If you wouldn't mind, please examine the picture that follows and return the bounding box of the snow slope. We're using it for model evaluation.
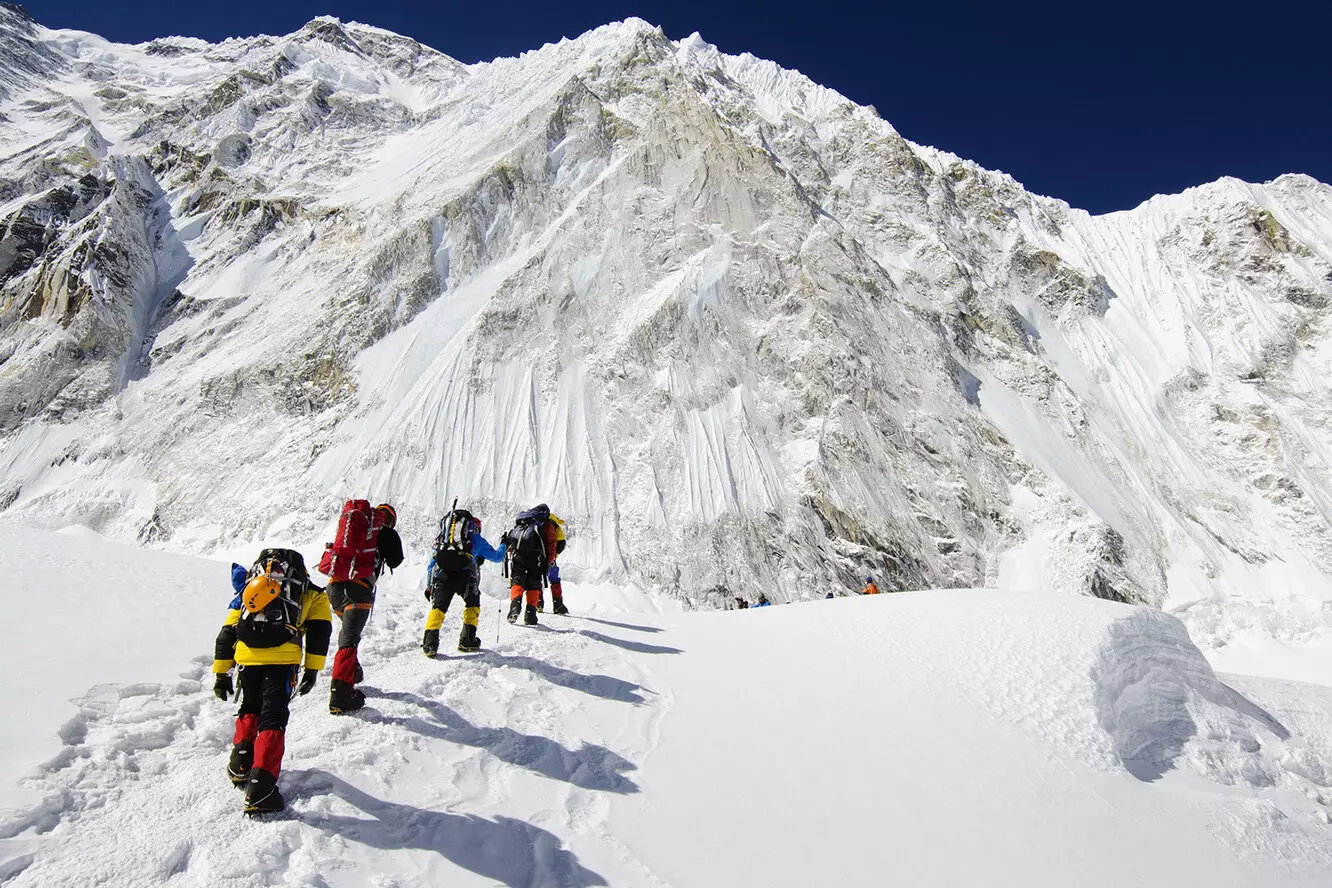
[0,525,224,810]
[2,530,1330,886]
[1,5,1330,643]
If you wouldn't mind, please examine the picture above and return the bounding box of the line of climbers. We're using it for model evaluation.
[209,499,567,817]
[731,576,884,609]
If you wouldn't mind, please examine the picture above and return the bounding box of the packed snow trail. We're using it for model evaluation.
[0,535,675,887]
[2,530,1332,885]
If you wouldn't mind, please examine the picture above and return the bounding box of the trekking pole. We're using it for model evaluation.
[497,607,502,646]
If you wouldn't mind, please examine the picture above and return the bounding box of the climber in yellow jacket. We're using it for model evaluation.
[212,548,331,816]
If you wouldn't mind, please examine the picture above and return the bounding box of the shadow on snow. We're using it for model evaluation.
[473,650,649,704]
[575,617,665,634]
[366,690,640,794]
[290,769,607,887]
[576,629,682,656]
[527,625,683,656]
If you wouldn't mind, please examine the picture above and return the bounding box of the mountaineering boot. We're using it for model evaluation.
[227,740,253,788]
[524,604,539,626]
[507,598,522,624]
[354,663,364,684]
[457,623,481,652]
[537,593,545,613]
[422,629,440,659]
[243,768,284,816]
[551,596,569,616]
[329,679,365,715]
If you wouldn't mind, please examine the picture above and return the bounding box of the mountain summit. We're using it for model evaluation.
[1,13,1330,630]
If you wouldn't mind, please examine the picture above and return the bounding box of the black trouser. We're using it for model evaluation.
[238,664,296,730]
[234,664,296,777]
[328,580,374,684]
[430,567,480,612]
[425,568,481,635]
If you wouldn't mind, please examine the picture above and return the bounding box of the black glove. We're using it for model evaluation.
[423,588,432,602]
[213,673,233,701]
[297,668,318,696]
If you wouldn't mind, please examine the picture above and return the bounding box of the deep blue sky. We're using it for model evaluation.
[24,1,1330,214]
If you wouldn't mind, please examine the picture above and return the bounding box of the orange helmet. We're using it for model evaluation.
[242,573,282,613]
[376,503,397,529]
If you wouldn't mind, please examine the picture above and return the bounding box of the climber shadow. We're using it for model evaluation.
[367,690,639,794]
[290,769,607,888]
[577,617,664,634]
[476,651,648,704]
[575,628,682,656]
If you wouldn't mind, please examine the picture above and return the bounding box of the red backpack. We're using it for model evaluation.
[317,499,385,582]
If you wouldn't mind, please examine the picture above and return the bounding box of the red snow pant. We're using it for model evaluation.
[232,664,296,778]
[328,580,374,685]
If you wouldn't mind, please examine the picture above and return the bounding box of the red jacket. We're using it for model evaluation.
[543,514,567,562]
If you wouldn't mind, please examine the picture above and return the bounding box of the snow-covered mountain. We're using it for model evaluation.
[2,4,1331,633]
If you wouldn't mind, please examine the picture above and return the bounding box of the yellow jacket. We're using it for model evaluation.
[212,586,332,673]
[551,514,566,557]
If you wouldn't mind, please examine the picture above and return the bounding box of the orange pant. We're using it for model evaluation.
[510,584,541,606]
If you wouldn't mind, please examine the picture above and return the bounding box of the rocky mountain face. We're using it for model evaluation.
[1,4,1330,624]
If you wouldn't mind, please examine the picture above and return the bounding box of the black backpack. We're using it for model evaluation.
[504,506,549,577]
[236,548,309,649]
[433,508,478,572]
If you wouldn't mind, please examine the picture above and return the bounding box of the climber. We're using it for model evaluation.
[538,510,568,614]
[318,501,404,714]
[502,503,564,625]
[212,549,331,816]
[861,576,881,595]
[422,504,505,656]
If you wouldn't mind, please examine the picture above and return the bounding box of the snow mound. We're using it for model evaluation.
[1092,608,1290,782]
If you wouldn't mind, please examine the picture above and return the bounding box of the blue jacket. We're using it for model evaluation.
[753,600,771,607]
[472,533,505,564]
[228,563,248,609]
[425,532,506,584]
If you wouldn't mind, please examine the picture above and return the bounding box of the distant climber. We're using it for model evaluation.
[422,504,505,656]
[753,594,771,608]
[825,592,835,599]
[317,500,404,714]
[502,503,564,625]
[861,576,881,595]
[534,510,567,614]
[734,597,750,610]
[212,549,330,816]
